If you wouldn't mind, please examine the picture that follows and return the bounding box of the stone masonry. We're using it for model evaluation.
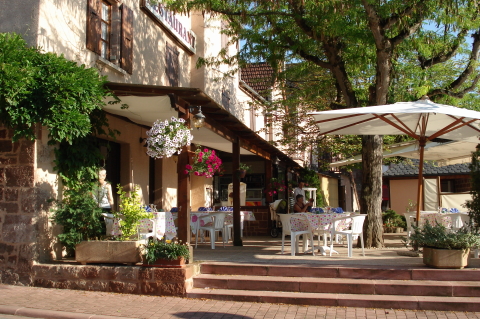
[0,124,37,285]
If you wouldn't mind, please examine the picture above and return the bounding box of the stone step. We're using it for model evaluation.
[199,262,480,281]
[187,288,480,311]
[193,274,480,297]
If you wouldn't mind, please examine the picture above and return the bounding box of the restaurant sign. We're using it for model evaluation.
[141,0,197,54]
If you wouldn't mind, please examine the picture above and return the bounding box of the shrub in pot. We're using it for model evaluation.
[143,238,190,268]
[410,222,480,269]
[382,209,406,233]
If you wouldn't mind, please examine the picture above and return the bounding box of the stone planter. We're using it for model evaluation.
[423,247,470,269]
[75,240,142,265]
[142,257,186,268]
[394,227,404,233]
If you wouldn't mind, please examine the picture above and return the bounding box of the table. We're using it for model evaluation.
[420,212,468,229]
[295,212,352,255]
[109,211,177,240]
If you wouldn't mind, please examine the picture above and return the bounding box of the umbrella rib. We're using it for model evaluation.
[316,116,378,135]
[373,114,419,139]
[429,117,479,140]
[446,115,480,133]
[314,113,364,124]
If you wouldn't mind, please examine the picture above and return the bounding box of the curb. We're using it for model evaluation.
[0,305,138,319]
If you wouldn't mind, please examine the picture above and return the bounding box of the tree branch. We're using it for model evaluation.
[418,29,469,69]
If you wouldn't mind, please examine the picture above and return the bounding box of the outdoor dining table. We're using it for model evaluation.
[419,211,468,228]
[295,212,352,255]
[109,211,177,240]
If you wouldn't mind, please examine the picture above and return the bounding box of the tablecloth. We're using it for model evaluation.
[295,213,351,231]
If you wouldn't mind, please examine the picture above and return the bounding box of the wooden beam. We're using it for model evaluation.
[232,137,242,246]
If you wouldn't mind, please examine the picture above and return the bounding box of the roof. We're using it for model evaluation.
[383,159,471,177]
[240,62,274,99]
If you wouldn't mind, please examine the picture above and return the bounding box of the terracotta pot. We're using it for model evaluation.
[237,169,247,178]
[423,247,470,269]
[143,257,186,268]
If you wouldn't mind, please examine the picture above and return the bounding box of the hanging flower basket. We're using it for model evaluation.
[184,146,222,178]
[145,117,193,159]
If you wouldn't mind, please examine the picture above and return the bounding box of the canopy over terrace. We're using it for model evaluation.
[309,97,480,223]
[104,82,301,245]
[330,140,477,168]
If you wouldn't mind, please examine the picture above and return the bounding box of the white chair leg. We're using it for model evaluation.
[195,229,199,248]
[281,233,285,254]
[210,231,215,249]
[291,235,296,256]
[309,233,315,256]
[347,234,352,257]
[360,233,365,257]
[329,232,334,256]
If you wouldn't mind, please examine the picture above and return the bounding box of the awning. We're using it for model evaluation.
[330,140,477,168]
[104,83,301,169]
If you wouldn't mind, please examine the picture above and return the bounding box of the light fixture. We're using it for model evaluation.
[189,105,206,129]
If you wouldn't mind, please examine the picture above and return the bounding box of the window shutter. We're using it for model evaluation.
[86,0,101,55]
[120,4,133,74]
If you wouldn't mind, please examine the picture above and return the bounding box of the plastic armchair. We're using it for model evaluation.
[224,213,244,243]
[101,213,116,236]
[290,215,315,256]
[137,217,157,244]
[195,212,228,249]
[330,215,366,257]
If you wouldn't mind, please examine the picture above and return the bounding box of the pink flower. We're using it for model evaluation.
[194,171,200,176]
[186,164,192,170]
[184,170,189,175]
[204,148,208,152]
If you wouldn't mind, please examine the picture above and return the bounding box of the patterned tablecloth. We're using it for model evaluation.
[420,212,467,228]
[295,213,351,231]
[109,211,177,240]
[190,211,256,235]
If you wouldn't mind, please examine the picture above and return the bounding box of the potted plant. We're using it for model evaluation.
[75,184,154,265]
[237,163,252,178]
[265,177,287,197]
[185,145,222,178]
[382,209,406,233]
[409,222,480,269]
[145,116,193,159]
[142,238,190,268]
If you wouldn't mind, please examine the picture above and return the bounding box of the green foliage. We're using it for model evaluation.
[0,32,119,189]
[116,184,153,240]
[51,186,105,256]
[382,209,406,228]
[410,221,480,250]
[239,162,252,172]
[143,238,190,263]
[465,145,480,231]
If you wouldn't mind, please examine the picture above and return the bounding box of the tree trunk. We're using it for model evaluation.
[360,135,384,248]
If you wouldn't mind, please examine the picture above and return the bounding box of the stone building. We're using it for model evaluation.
[0,0,301,286]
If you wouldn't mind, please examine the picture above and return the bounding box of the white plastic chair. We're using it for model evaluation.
[137,218,157,244]
[195,212,227,249]
[330,215,366,257]
[101,213,115,236]
[279,214,314,256]
[290,215,315,256]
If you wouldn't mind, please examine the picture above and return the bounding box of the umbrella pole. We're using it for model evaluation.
[416,139,426,227]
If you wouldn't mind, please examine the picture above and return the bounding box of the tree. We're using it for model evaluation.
[164,0,480,247]
[0,32,118,188]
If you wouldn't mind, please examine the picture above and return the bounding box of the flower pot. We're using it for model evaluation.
[423,247,470,269]
[394,227,404,233]
[237,169,247,178]
[142,257,186,268]
[75,240,142,265]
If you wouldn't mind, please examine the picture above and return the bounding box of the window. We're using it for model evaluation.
[222,89,230,109]
[86,0,133,74]
[100,2,111,60]
[165,42,179,87]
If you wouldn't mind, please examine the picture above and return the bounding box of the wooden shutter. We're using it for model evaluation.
[120,4,133,74]
[86,0,102,55]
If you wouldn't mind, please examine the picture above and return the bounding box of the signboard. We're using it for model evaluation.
[141,0,197,54]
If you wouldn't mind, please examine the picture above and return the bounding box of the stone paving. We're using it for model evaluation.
[1,284,480,319]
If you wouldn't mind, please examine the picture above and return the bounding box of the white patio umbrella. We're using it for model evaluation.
[308,97,480,223]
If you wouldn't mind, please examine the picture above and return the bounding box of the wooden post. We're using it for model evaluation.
[177,111,191,244]
[232,137,243,246]
[415,138,426,227]
[265,159,273,203]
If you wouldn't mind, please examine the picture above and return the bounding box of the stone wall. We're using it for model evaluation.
[242,206,269,236]
[33,264,199,296]
[0,125,37,285]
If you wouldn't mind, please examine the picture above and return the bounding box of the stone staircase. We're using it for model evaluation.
[187,262,480,311]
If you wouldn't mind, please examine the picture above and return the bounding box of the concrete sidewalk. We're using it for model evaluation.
[1,284,479,319]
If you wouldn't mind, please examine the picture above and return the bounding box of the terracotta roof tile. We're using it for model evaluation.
[240,62,274,99]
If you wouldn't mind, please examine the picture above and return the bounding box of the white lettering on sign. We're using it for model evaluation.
[143,1,196,54]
